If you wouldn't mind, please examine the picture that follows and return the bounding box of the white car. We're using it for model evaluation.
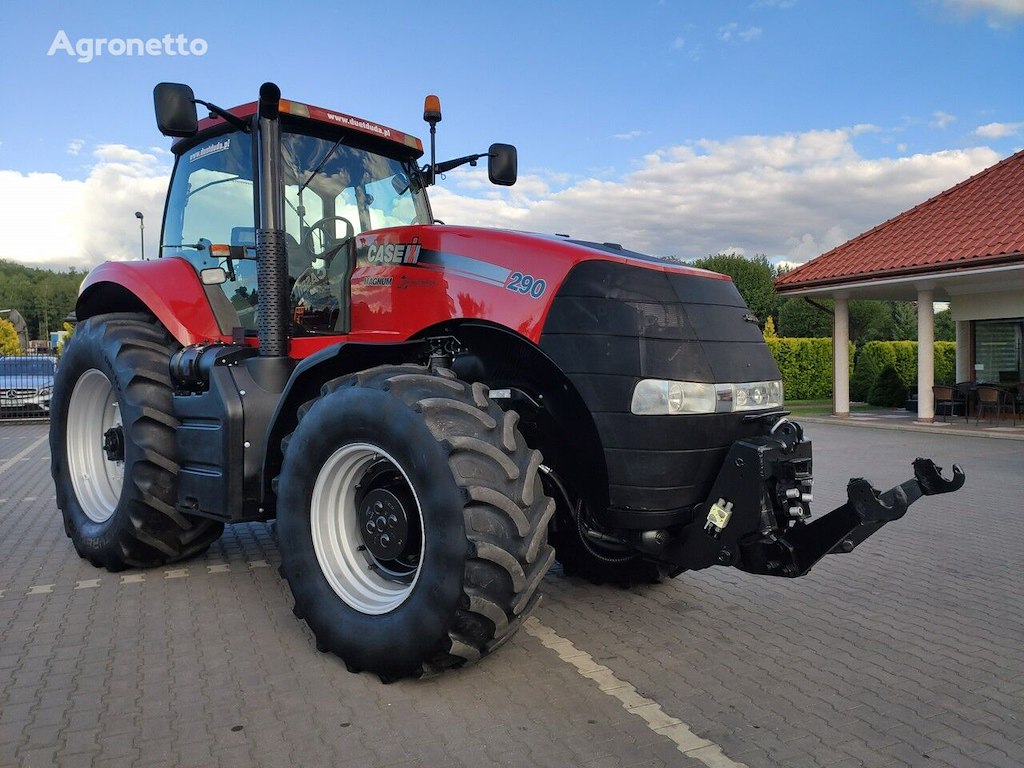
[0,356,57,415]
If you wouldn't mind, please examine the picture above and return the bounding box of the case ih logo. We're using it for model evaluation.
[365,243,421,265]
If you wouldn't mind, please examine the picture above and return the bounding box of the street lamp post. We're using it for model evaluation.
[134,211,145,260]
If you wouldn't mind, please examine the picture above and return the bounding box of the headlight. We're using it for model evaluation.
[38,386,53,397]
[631,378,783,415]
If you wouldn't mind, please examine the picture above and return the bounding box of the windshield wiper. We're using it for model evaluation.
[293,138,345,234]
[298,138,344,196]
[187,175,251,198]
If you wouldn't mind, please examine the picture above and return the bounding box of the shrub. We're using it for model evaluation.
[766,337,955,404]
[852,340,957,401]
[869,364,910,407]
[0,318,21,355]
[766,337,854,400]
[851,341,915,400]
[934,342,956,385]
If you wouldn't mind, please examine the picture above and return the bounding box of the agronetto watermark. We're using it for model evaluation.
[47,30,208,64]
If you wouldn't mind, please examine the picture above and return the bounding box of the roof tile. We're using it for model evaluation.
[777,149,1024,290]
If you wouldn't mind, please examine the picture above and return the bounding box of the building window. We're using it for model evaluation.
[973,319,1023,383]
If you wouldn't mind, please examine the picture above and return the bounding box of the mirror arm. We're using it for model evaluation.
[193,99,251,133]
[431,152,487,176]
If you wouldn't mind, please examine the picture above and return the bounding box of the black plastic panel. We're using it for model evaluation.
[540,259,780,521]
[174,349,284,522]
[174,366,245,522]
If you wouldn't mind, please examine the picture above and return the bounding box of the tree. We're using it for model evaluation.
[0,259,83,341]
[778,297,923,344]
[778,298,832,338]
[55,321,76,358]
[689,253,778,329]
[884,302,917,341]
[0,318,20,355]
[934,308,955,342]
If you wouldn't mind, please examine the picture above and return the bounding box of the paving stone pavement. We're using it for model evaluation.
[1,421,1021,768]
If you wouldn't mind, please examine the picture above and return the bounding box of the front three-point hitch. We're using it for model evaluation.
[669,419,966,578]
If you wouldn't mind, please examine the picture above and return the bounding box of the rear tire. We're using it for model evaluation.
[50,313,224,570]
[276,364,555,680]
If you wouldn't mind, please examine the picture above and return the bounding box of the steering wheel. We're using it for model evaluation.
[302,215,355,261]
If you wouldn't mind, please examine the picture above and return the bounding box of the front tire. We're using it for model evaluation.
[277,364,555,680]
[50,313,224,570]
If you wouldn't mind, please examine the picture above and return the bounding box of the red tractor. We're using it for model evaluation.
[50,82,964,681]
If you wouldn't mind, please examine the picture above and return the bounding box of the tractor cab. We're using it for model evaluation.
[154,83,516,345]
[159,92,432,337]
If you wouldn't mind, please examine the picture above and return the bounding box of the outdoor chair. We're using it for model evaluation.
[953,382,974,423]
[932,385,957,422]
[975,385,1016,426]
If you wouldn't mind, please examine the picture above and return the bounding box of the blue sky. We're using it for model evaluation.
[1,0,1021,269]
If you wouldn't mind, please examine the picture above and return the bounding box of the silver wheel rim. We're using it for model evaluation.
[310,443,424,614]
[67,369,124,524]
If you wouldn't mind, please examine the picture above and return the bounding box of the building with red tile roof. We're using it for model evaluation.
[775,149,1024,421]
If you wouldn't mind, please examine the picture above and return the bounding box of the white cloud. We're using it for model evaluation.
[67,139,85,155]
[716,246,747,257]
[930,111,957,129]
[1,131,1004,273]
[433,130,1001,264]
[612,130,649,140]
[670,33,702,61]
[718,23,763,42]
[975,121,1023,138]
[0,144,170,270]
[939,0,1024,27]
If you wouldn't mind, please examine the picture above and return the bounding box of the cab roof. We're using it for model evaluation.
[178,98,424,159]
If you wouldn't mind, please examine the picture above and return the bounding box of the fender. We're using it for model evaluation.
[261,339,432,508]
[77,259,231,346]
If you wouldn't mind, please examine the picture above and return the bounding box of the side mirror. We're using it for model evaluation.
[154,82,198,137]
[488,143,517,186]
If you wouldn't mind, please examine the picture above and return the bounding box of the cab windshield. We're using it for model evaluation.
[162,129,429,331]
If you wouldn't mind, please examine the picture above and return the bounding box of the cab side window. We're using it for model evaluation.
[162,134,259,329]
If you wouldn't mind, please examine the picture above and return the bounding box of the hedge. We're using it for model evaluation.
[852,340,956,403]
[851,341,912,402]
[766,337,853,400]
[764,338,956,403]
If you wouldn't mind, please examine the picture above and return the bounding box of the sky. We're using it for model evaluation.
[0,0,1021,272]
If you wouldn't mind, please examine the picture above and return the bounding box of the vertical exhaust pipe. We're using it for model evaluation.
[255,82,288,357]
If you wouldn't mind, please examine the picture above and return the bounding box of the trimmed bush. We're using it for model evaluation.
[851,340,957,402]
[766,337,854,400]
[869,364,909,406]
[934,342,956,386]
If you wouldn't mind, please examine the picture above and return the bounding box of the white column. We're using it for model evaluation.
[833,296,850,416]
[955,320,970,382]
[917,289,935,422]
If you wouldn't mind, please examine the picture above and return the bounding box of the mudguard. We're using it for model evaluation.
[77,258,230,346]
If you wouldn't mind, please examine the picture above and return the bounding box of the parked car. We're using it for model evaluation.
[0,355,57,416]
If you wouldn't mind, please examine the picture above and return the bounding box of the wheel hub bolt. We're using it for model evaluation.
[359,487,410,561]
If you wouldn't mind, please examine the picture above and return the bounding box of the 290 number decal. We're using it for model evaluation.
[505,271,546,298]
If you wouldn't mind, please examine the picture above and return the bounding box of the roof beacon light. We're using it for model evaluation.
[423,95,442,126]
[423,95,443,185]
